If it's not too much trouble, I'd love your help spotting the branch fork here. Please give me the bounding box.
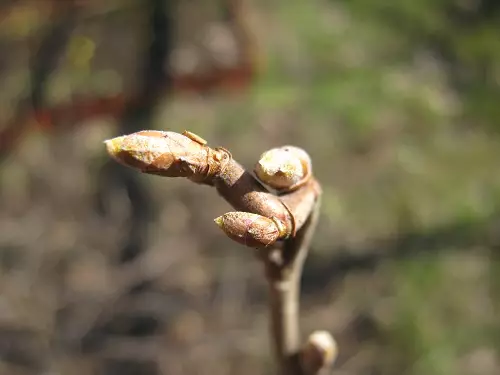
[105,129,337,374]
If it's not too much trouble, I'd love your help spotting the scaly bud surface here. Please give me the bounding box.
[104,130,230,184]
[214,212,287,248]
[255,146,312,192]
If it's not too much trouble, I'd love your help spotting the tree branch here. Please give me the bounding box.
[104,129,337,374]
[265,196,321,375]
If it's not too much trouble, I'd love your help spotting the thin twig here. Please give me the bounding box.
[265,195,322,375]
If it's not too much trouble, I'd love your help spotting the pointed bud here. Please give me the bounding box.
[214,212,287,248]
[104,130,229,182]
[105,131,175,172]
[255,146,312,192]
[300,330,338,374]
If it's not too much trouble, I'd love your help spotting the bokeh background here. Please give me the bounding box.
[1,1,500,374]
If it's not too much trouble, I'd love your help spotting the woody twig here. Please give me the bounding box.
[104,130,337,374]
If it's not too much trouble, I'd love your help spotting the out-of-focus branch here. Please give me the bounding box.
[0,0,260,156]
[100,0,172,264]
[0,1,77,161]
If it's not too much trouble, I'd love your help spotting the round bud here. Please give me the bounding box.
[300,330,338,374]
[254,146,312,192]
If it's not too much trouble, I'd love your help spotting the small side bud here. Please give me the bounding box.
[300,330,338,374]
[214,212,286,248]
[255,146,312,192]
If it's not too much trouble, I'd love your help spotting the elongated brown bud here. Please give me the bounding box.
[254,146,312,192]
[214,212,287,248]
[300,331,338,374]
[104,130,231,184]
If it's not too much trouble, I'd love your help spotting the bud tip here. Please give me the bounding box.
[214,216,224,228]
[104,136,125,158]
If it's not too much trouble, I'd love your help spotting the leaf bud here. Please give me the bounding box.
[254,146,312,192]
[214,212,287,248]
[300,330,338,374]
[104,130,229,183]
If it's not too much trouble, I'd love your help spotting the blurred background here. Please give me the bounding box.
[1,0,500,374]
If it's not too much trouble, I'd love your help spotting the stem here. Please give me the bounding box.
[268,270,301,375]
[266,196,322,375]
